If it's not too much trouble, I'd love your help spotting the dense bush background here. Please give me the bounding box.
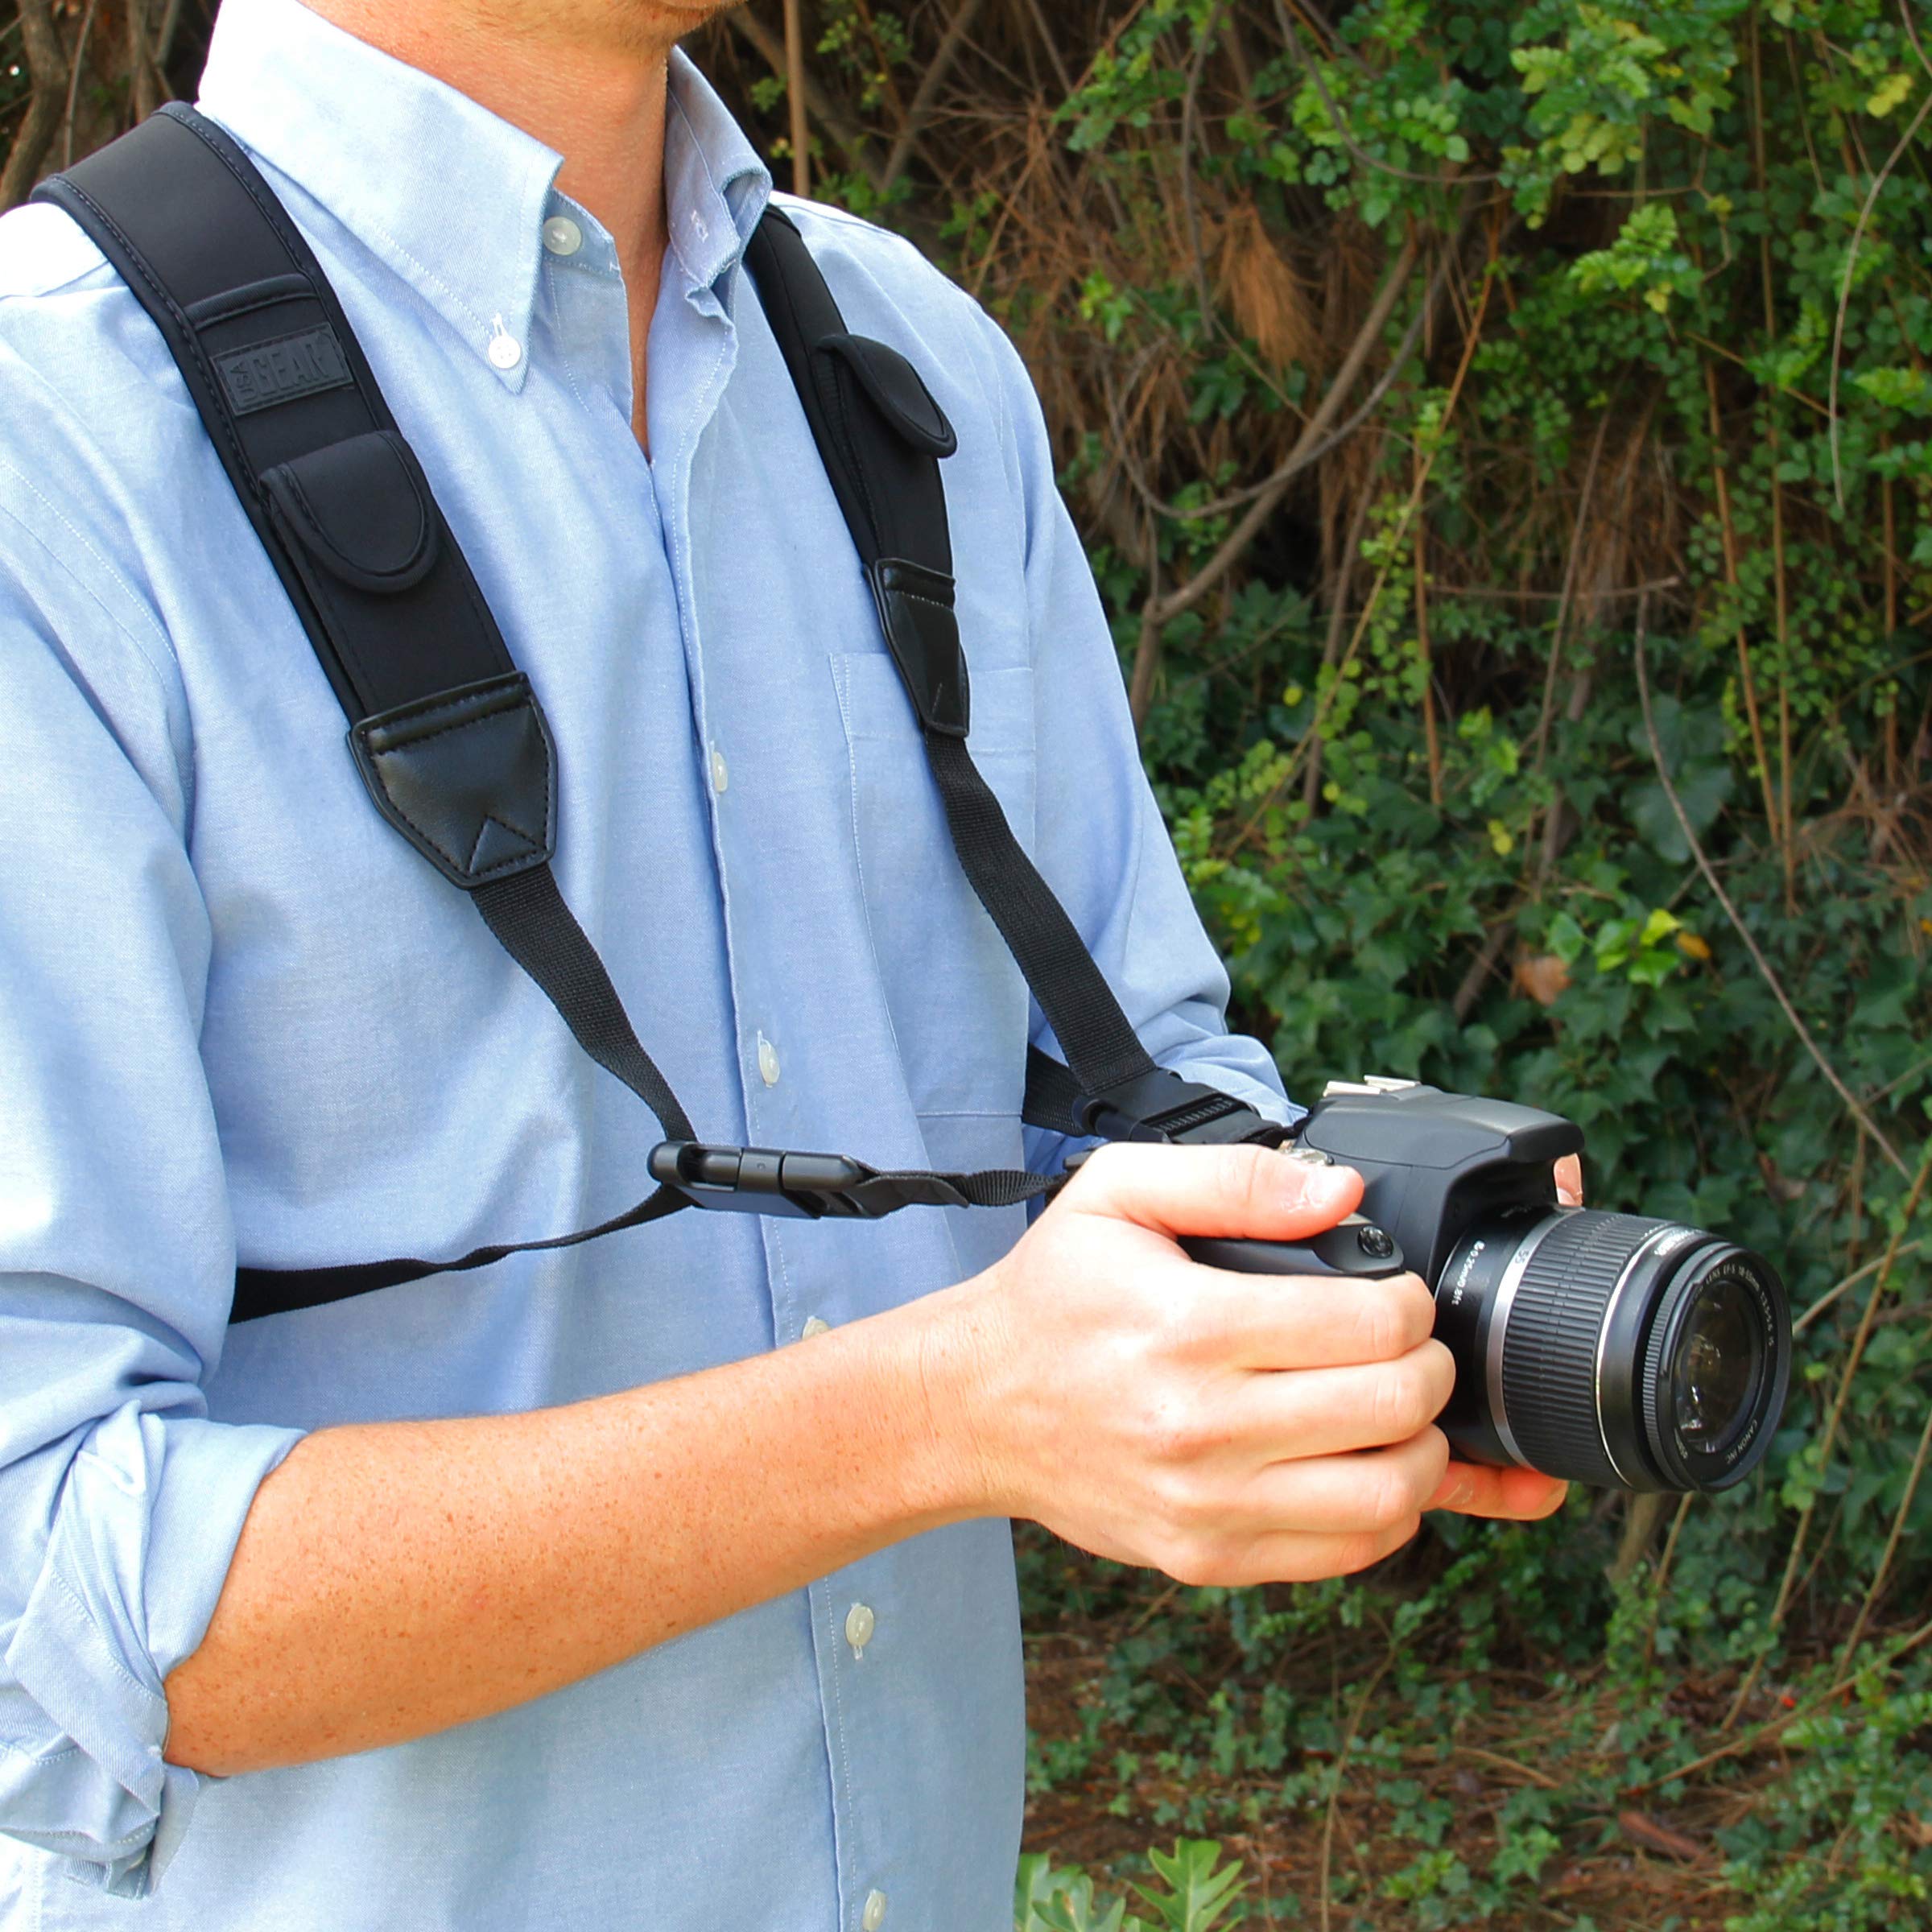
[6,2,1931,1924]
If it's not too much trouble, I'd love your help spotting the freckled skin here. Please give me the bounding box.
[160,2,1572,1780]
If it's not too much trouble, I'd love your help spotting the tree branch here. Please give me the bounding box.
[882,0,987,192]
[1140,204,1488,632]
[0,0,69,213]
[729,6,884,196]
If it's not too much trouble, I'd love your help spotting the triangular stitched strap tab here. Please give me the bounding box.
[349,675,555,888]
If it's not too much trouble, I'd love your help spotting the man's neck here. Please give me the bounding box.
[305,0,678,446]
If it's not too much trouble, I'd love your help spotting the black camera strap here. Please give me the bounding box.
[35,105,1278,1323]
[745,211,1255,1146]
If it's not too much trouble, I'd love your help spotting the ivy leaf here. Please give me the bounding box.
[1629,762,1732,863]
[1853,365,1932,414]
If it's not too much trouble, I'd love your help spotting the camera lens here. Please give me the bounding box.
[1669,1276,1757,1448]
[1431,1209,1790,1493]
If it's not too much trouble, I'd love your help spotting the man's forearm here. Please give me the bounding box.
[163,1143,1567,1779]
[163,1296,980,1775]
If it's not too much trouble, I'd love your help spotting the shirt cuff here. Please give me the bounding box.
[2,1405,301,1897]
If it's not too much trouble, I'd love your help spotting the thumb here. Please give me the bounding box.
[1061,1140,1364,1242]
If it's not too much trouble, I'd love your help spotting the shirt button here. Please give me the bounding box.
[844,1602,876,1658]
[861,1890,888,1931]
[711,747,729,794]
[757,1034,781,1086]
[542,214,583,257]
[486,327,522,371]
[801,1315,831,1340]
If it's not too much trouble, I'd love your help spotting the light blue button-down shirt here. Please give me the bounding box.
[0,1,1290,1923]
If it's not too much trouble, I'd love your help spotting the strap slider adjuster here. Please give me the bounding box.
[1074,1070,1289,1148]
[648,1141,910,1220]
[648,1142,988,1220]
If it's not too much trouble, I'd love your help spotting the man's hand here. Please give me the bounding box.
[925,1141,1561,1591]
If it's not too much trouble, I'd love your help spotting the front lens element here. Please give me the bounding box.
[1637,1246,1787,1491]
[1670,1277,1759,1450]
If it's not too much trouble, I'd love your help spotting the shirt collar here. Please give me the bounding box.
[196,0,771,383]
[663,49,771,303]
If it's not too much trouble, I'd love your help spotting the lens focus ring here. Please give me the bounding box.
[1498,1211,1669,1488]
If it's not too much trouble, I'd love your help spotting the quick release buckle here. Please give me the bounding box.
[1074,1069,1289,1148]
[647,1141,973,1220]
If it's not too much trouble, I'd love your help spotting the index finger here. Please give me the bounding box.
[1063,1140,1365,1244]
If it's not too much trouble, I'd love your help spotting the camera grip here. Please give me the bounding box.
[1180,1217,1408,1280]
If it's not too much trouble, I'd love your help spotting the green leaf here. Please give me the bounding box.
[1018,1858,1130,1932]
[1628,761,1732,863]
[1129,1840,1248,1932]
[1868,72,1913,118]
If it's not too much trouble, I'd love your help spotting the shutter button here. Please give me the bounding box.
[1357,1225,1395,1260]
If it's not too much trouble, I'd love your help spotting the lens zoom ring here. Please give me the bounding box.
[1501,1212,1666,1488]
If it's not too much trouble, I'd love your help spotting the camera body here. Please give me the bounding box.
[1183,1080,1790,1495]
[1293,1078,1581,1281]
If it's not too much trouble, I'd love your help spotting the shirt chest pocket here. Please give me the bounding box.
[832,650,1036,1119]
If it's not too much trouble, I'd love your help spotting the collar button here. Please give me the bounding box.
[542,215,584,258]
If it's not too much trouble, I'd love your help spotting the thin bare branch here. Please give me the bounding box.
[729,8,884,194]
[0,0,68,213]
[1827,72,1932,509]
[1146,229,1426,628]
[882,0,989,191]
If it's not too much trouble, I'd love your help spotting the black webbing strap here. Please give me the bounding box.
[38,105,698,1317]
[1019,1047,1084,1137]
[744,209,1163,1114]
[36,114,1269,1321]
[473,866,693,1143]
[230,1187,693,1321]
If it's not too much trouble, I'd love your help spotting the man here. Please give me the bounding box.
[0,0,1569,1924]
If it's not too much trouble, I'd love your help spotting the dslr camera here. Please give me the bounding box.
[1185,1080,1791,1494]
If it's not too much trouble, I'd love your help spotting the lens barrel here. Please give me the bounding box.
[1435,1208,1790,1492]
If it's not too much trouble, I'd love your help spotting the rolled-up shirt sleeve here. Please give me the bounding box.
[0,481,302,1897]
[972,315,1300,1162]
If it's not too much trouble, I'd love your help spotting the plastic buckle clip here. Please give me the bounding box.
[1073,1069,1289,1149]
[647,1141,972,1221]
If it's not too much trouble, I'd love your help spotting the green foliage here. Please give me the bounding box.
[1719,1657,1932,1929]
[715,0,1932,1918]
[1017,1840,1248,1932]
[1021,0,1932,1918]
